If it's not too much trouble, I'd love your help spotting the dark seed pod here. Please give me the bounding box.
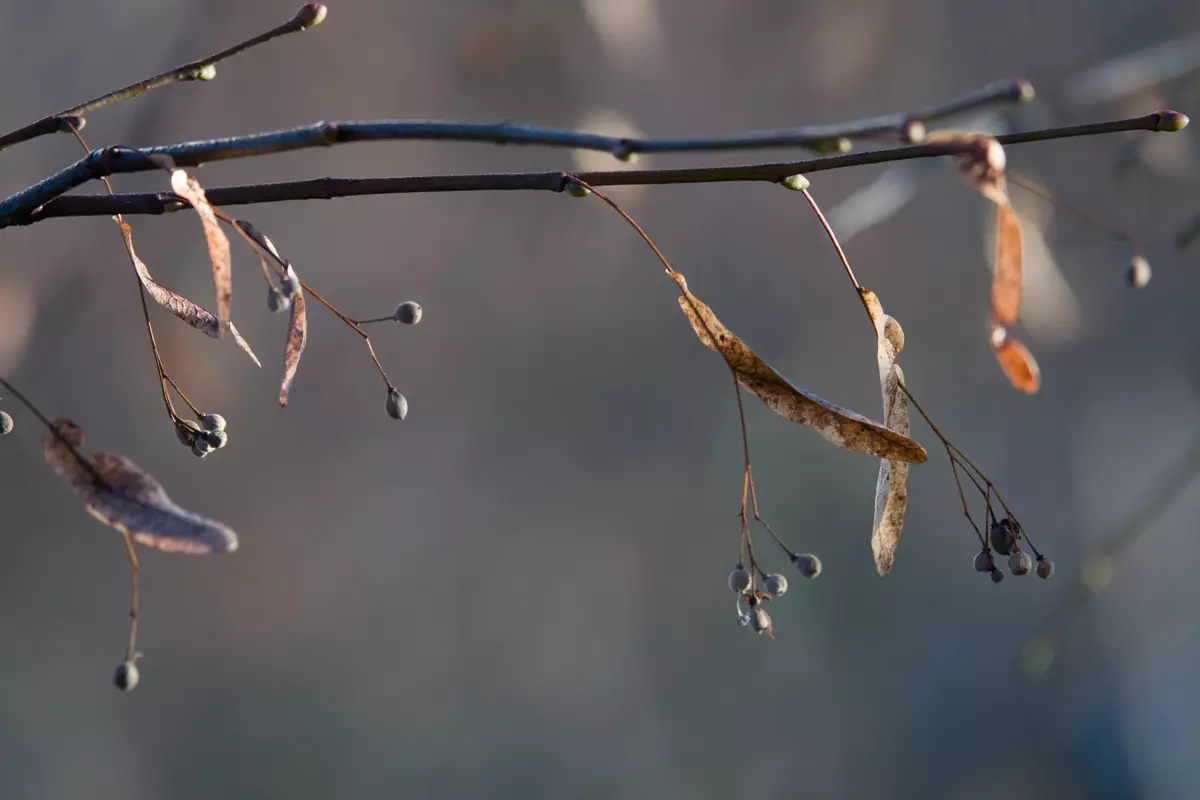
[973,550,995,572]
[385,388,408,420]
[280,276,300,299]
[1036,558,1055,580]
[728,568,752,594]
[114,661,139,692]
[990,568,1005,584]
[764,573,788,597]
[0,411,12,435]
[1009,550,1032,576]
[792,553,822,579]
[267,289,290,314]
[192,437,214,458]
[200,413,226,432]
[175,419,202,447]
[204,429,228,449]
[989,519,1016,556]
[393,301,423,325]
[1126,256,1151,289]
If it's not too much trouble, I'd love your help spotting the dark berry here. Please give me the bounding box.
[990,568,1004,584]
[792,553,822,579]
[973,550,995,572]
[1036,558,1055,580]
[989,519,1016,556]
[385,388,408,420]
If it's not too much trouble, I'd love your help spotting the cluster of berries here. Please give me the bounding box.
[973,517,1054,583]
[174,413,228,458]
[730,553,821,637]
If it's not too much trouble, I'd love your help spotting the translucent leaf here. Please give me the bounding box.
[991,202,1023,326]
[43,419,238,554]
[171,170,233,326]
[676,278,927,463]
[279,265,307,407]
[117,221,261,367]
[862,289,910,574]
[991,326,1041,394]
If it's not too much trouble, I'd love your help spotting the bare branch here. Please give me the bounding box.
[8,111,1188,226]
[0,4,327,153]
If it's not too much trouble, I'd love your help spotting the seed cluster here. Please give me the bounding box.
[732,552,821,638]
[973,517,1054,584]
[175,413,229,458]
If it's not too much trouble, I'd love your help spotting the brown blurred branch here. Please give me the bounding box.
[10,111,1189,225]
[0,4,326,153]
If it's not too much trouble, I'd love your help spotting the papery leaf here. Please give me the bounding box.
[279,264,307,407]
[675,278,926,463]
[117,221,261,367]
[862,289,910,575]
[233,219,285,266]
[928,132,1028,387]
[171,169,233,327]
[991,325,1041,394]
[991,202,1023,326]
[43,419,238,554]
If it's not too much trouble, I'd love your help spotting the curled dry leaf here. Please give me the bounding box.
[992,202,1022,326]
[171,169,233,327]
[117,221,261,367]
[927,131,1026,387]
[43,419,238,554]
[862,289,910,575]
[990,324,1041,394]
[233,220,285,266]
[675,276,926,463]
[279,264,307,407]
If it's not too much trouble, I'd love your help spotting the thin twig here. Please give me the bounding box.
[4,111,1187,227]
[119,529,141,662]
[1008,173,1139,249]
[0,4,326,153]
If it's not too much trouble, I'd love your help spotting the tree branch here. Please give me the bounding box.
[0,4,327,153]
[11,111,1189,225]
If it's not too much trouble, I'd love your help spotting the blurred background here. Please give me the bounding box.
[0,1,1197,797]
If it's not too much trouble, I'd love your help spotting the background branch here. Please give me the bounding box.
[0,4,326,153]
[14,111,1189,224]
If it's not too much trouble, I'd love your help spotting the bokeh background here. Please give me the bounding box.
[1,1,1198,797]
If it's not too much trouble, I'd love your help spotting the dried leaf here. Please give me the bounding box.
[991,325,1041,394]
[279,265,307,407]
[927,132,1029,388]
[862,289,910,575]
[991,201,1023,326]
[171,169,232,327]
[927,131,1009,204]
[43,419,238,554]
[233,219,285,266]
[676,279,926,463]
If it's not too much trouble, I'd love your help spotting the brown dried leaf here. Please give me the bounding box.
[233,220,285,267]
[991,201,1023,326]
[862,289,910,575]
[991,326,1041,394]
[926,131,1008,204]
[117,221,261,367]
[171,169,232,326]
[279,265,307,407]
[43,419,238,554]
[676,281,926,463]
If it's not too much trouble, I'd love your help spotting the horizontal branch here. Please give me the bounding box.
[0,4,326,153]
[14,111,1190,225]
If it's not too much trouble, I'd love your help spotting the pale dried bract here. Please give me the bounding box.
[279,264,308,407]
[676,281,927,464]
[861,289,910,574]
[171,170,233,327]
[117,221,261,367]
[43,419,238,554]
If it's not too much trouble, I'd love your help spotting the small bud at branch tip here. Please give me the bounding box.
[296,3,328,29]
[197,64,217,81]
[1154,110,1189,132]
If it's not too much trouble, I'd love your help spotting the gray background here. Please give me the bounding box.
[0,0,1197,797]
